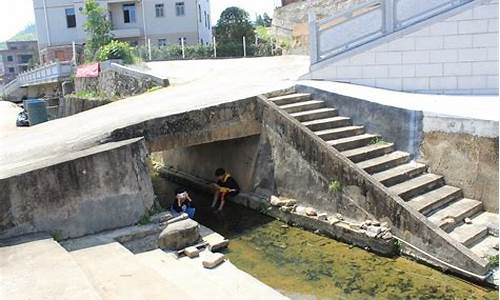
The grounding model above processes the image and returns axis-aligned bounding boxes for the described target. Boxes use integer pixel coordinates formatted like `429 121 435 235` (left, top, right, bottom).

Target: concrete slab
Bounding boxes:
177 249 290 300
470 235 499 259
136 250 238 299
0 235 100 300
70 242 194 300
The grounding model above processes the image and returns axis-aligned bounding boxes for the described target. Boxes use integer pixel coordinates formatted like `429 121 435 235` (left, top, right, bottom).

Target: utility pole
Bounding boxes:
243 36 246 57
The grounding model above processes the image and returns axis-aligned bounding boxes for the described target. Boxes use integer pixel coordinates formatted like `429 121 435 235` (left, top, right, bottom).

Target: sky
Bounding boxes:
0 0 280 41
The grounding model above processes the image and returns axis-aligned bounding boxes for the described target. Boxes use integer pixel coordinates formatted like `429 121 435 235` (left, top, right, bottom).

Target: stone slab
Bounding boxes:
70 242 194 300
0 235 100 300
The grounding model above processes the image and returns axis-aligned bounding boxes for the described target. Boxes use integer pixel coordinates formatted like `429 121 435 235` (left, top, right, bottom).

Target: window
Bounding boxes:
207 14 210 28
8 67 14 73
204 11 207 28
21 66 28 72
198 4 201 22
55 50 65 61
65 8 76 28
158 39 167 47
7 56 13 62
155 4 164 17
123 4 136 23
20 55 33 64
200 38 204 45
175 2 185 16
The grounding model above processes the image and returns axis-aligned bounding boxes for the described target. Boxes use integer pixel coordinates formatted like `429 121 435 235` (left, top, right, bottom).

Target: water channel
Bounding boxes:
155 177 498 300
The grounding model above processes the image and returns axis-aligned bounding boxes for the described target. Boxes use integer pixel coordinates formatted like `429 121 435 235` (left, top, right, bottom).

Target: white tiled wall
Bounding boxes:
310 0 499 95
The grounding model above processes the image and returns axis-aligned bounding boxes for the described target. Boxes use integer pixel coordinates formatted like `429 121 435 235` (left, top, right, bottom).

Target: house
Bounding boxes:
0 40 39 84
33 0 213 64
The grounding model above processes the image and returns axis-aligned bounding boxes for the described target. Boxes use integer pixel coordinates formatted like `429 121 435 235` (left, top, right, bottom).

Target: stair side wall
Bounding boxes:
296 84 499 213
306 0 499 95
258 97 488 275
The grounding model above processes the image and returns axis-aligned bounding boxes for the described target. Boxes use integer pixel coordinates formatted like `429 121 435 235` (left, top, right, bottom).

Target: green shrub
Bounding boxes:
96 40 136 64
329 180 343 193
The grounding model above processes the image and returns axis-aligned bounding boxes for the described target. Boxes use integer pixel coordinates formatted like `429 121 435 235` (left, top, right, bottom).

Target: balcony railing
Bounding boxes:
17 62 73 87
309 0 474 64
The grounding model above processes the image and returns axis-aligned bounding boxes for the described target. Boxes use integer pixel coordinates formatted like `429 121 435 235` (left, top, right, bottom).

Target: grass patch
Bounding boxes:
51 230 63 242
369 137 388 145
489 255 499 268
74 89 101 99
138 213 151 225
329 180 343 193
146 86 163 93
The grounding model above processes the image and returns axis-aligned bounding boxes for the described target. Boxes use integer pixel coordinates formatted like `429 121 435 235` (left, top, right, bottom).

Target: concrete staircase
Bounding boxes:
1 236 287 300
268 92 499 261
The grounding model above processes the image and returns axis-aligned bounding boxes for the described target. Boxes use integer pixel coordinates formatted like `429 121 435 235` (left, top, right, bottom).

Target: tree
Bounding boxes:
82 0 112 61
215 7 255 45
263 13 272 27
256 14 265 27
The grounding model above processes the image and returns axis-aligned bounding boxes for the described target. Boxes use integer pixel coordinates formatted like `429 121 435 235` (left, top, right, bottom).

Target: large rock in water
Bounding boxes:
158 219 200 250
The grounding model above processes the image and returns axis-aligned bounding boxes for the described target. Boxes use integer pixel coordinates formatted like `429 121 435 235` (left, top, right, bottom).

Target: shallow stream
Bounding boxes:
156 178 498 299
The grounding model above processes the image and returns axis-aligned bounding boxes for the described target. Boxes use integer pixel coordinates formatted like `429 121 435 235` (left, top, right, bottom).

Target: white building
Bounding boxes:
33 0 212 63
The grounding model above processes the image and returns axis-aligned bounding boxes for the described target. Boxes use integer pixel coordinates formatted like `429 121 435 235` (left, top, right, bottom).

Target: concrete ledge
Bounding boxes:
0 137 155 240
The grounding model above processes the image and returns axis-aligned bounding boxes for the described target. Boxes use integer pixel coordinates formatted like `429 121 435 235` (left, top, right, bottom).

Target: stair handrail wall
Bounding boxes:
17 61 73 87
308 0 474 64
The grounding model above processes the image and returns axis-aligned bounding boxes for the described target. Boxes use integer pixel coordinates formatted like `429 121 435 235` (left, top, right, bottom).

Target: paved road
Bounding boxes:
0 56 309 176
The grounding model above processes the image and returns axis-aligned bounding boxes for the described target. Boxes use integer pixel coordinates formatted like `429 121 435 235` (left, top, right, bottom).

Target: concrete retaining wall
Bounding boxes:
75 61 169 99
58 95 112 118
296 84 499 213
305 0 499 95
0 138 155 240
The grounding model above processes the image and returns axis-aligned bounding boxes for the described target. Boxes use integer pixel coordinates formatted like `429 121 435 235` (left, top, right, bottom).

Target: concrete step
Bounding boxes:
290 107 338 122
449 223 488 248
372 162 427 187
268 93 311 105
70 242 194 300
470 235 499 259
407 185 463 215
138 249 289 300
280 100 325 114
327 133 380 151
357 151 410 174
177 250 289 300
389 174 444 200
471 211 499 236
302 116 352 131
0 235 100 300
136 249 237 299
342 142 395 163
427 198 483 232
314 125 365 141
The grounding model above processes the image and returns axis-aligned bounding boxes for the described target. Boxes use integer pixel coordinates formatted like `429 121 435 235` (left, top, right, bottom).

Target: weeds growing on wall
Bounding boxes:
329 180 343 193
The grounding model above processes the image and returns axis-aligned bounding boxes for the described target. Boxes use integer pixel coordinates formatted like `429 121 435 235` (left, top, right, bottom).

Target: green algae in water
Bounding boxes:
161 187 498 300
223 221 498 300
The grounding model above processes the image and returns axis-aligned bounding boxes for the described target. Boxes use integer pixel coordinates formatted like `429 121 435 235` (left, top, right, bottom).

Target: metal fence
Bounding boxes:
309 0 474 63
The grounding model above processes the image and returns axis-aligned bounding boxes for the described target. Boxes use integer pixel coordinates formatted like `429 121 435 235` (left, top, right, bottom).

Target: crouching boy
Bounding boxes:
210 168 240 212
